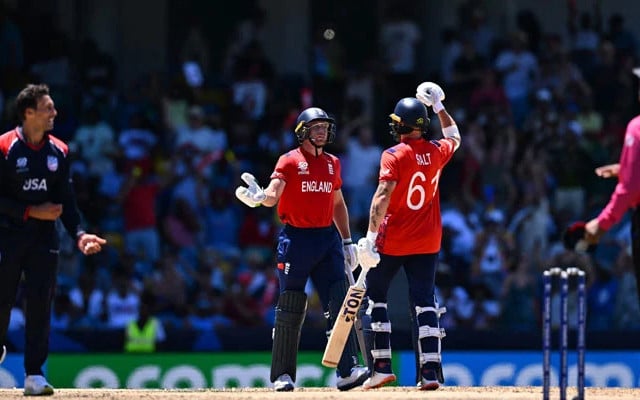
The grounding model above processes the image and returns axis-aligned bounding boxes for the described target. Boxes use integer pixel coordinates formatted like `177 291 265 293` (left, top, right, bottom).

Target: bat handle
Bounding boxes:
354 266 369 288
344 261 369 289
345 261 356 285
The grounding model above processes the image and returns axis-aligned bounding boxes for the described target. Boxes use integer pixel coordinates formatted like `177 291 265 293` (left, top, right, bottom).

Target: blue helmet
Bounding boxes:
294 107 336 144
389 97 429 141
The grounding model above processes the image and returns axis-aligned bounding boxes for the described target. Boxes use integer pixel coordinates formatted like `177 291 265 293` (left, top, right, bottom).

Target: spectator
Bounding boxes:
105 268 140 329
379 7 421 105
50 292 74 331
78 38 116 107
458 4 495 60
569 11 601 79
587 264 619 331
124 292 166 353
118 113 158 166
494 31 538 128
70 106 117 177
238 204 278 253
117 161 162 264
144 255 189 327
185 290 233 331
162 197 202 252
451 38 487 103
175 106 227 153
68 271 105 328
605 14 638 63
341 124 382 233
499 257 537 331
470 209 515 298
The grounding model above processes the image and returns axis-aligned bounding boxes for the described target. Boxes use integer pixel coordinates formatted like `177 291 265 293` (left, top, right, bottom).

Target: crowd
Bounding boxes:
1 1 640 342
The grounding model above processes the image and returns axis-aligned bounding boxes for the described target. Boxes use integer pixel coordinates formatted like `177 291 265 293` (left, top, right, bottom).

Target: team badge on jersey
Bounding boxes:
327 162 334 175
47 156 58 171
297 161 309 175
16 157 27 168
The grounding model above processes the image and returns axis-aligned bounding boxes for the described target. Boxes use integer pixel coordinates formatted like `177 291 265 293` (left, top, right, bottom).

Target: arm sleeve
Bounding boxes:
597 121 640 230
270 154 289 181
333 156 342 190
56 155 86 239
379 150 399 181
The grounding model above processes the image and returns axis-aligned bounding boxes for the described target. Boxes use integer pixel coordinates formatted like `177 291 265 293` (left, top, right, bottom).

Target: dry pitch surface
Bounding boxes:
0 387 638 399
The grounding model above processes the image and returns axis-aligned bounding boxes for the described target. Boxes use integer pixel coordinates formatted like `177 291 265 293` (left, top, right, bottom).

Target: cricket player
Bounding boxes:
235 107 368 391
584 67 640 307
357 82 460 390
0 84 107 396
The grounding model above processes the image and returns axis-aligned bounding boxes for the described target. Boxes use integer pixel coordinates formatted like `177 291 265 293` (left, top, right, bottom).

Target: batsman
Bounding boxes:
357 82 461 390
235 107 368 392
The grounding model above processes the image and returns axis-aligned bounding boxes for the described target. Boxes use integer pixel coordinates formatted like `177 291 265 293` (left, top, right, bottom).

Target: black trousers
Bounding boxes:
0 223 58 376
633 208 640 309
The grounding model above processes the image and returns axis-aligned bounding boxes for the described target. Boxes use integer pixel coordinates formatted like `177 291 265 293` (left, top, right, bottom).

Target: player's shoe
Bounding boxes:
24 375 54 396
273 374 294 392
362 371 397 389
418 368 440 391
0 345 5 364
336 365 368 391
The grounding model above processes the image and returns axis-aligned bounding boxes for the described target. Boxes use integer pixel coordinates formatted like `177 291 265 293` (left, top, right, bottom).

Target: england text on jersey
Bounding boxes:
301 181 333 193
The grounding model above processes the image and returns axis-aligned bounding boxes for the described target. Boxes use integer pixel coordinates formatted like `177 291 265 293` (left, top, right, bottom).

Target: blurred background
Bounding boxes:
2 0 640 389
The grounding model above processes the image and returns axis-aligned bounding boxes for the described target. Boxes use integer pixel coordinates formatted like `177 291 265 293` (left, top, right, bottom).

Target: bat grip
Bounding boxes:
354 266 368 288
345 261 356 285
345 261 368 288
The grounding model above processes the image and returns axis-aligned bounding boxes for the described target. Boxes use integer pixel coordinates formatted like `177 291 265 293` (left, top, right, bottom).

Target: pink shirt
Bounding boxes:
597 115 640 230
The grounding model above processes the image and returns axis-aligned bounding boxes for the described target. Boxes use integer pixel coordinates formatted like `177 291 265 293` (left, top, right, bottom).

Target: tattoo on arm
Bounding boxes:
369 184 390 230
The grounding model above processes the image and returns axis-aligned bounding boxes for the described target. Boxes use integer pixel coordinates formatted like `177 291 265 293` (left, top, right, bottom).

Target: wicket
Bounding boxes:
542 267 586 400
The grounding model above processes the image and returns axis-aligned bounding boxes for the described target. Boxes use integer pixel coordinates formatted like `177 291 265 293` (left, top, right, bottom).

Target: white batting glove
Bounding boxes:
343 239 358 271
357 232 380 269
235 172 266 208
416 82 445 113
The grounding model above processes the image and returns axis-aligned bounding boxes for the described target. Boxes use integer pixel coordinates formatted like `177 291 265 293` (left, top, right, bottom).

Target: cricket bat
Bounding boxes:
322 266 369 368
345 265 370 370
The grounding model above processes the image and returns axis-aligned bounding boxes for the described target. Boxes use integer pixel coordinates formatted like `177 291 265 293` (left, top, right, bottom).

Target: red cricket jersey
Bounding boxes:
376 136 457 255
270 147 342 228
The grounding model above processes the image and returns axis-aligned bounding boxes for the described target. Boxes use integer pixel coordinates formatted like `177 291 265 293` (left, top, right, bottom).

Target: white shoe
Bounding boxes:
24 375 54 396
336 366 369 391
0 345 5 364
362 371 396 389
273 374 294 391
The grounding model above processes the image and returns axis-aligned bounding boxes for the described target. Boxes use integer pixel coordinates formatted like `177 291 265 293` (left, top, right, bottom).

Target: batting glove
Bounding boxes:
416 82 446 113
343 239 359 271
235 172 267 208
357 232 380 269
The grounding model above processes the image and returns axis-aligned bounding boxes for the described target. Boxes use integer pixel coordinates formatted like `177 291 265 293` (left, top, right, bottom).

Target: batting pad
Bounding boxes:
270 291 307 382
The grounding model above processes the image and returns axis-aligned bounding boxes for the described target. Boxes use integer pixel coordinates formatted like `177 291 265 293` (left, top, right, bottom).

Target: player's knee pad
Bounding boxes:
327 279 360 376
271 291 307 382
365 300 392 360
415 304 446 376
